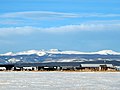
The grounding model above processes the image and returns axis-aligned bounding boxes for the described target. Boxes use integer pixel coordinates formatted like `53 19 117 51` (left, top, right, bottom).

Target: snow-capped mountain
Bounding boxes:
0 52 14 56
16 50 46 56
93 50 120 55
0 49 120 64
0 50 46 56
0 49 120 56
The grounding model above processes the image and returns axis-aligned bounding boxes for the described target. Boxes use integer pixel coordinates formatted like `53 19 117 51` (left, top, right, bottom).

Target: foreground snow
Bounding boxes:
0 72 120 90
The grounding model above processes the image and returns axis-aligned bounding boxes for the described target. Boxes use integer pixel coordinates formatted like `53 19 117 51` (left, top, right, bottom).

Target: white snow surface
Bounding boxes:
94 50 120 55
0 52 14 56
0 72 120 90
0 49 120 56
8 58 20 63
16 50 46 56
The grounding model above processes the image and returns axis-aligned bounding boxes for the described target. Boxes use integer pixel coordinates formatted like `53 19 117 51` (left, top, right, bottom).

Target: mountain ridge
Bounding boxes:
1 49 120 56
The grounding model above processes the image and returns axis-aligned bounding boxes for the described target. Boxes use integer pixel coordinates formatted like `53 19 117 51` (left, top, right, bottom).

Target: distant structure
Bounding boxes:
0 62 118 71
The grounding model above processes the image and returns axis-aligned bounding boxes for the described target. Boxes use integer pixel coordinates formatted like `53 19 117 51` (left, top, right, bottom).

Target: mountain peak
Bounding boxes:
16 50 38 55
49 49 61 52
0 52 14 56
95 50 120 55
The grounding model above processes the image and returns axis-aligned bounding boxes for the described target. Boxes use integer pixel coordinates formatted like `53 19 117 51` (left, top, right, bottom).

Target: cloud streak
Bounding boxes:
1 11 120 20
1 11 120 26
0 11 79 20
0 22 120 36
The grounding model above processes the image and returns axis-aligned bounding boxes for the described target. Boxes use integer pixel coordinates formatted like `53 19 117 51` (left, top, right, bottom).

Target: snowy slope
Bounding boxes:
93 50 120 55
0 49 120 56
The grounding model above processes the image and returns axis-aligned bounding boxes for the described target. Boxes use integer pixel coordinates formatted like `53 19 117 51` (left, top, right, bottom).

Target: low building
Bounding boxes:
23 67 36 71
0 67 6 71
81 64 114 71
115 66 120 71
0 64 14 70
14 67 22 71
61 66 74 70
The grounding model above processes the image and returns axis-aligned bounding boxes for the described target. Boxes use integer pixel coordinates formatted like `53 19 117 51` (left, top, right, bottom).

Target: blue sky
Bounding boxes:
0 0 120 53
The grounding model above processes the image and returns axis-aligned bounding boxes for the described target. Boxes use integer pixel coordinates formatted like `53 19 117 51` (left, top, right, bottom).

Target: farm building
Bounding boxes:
0 64 14 71
81 64 114 71
115 66 120 71
0 62 116 71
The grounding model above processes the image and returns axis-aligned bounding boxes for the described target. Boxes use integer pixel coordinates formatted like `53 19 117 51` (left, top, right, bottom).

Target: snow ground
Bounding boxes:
0 71 120 90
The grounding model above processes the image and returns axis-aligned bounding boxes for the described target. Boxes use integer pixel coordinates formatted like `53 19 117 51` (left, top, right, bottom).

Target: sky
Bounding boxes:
0 0 120 53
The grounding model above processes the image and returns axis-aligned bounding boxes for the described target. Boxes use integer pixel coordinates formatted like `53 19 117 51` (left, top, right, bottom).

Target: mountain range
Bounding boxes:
1 49 120 56
0 49 120 65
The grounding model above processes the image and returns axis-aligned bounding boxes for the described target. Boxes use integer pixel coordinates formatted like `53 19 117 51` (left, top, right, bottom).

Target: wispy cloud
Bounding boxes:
0 21 120 36
80 13 120 18
0 19 23 25
1 11 120 20
0 26 34 36
0 11 79 20
1 11 120 26
43 23 120 32
0 11 80 26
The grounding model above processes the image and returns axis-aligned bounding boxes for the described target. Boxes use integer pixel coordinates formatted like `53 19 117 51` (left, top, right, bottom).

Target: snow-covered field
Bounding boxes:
0 72 120 90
